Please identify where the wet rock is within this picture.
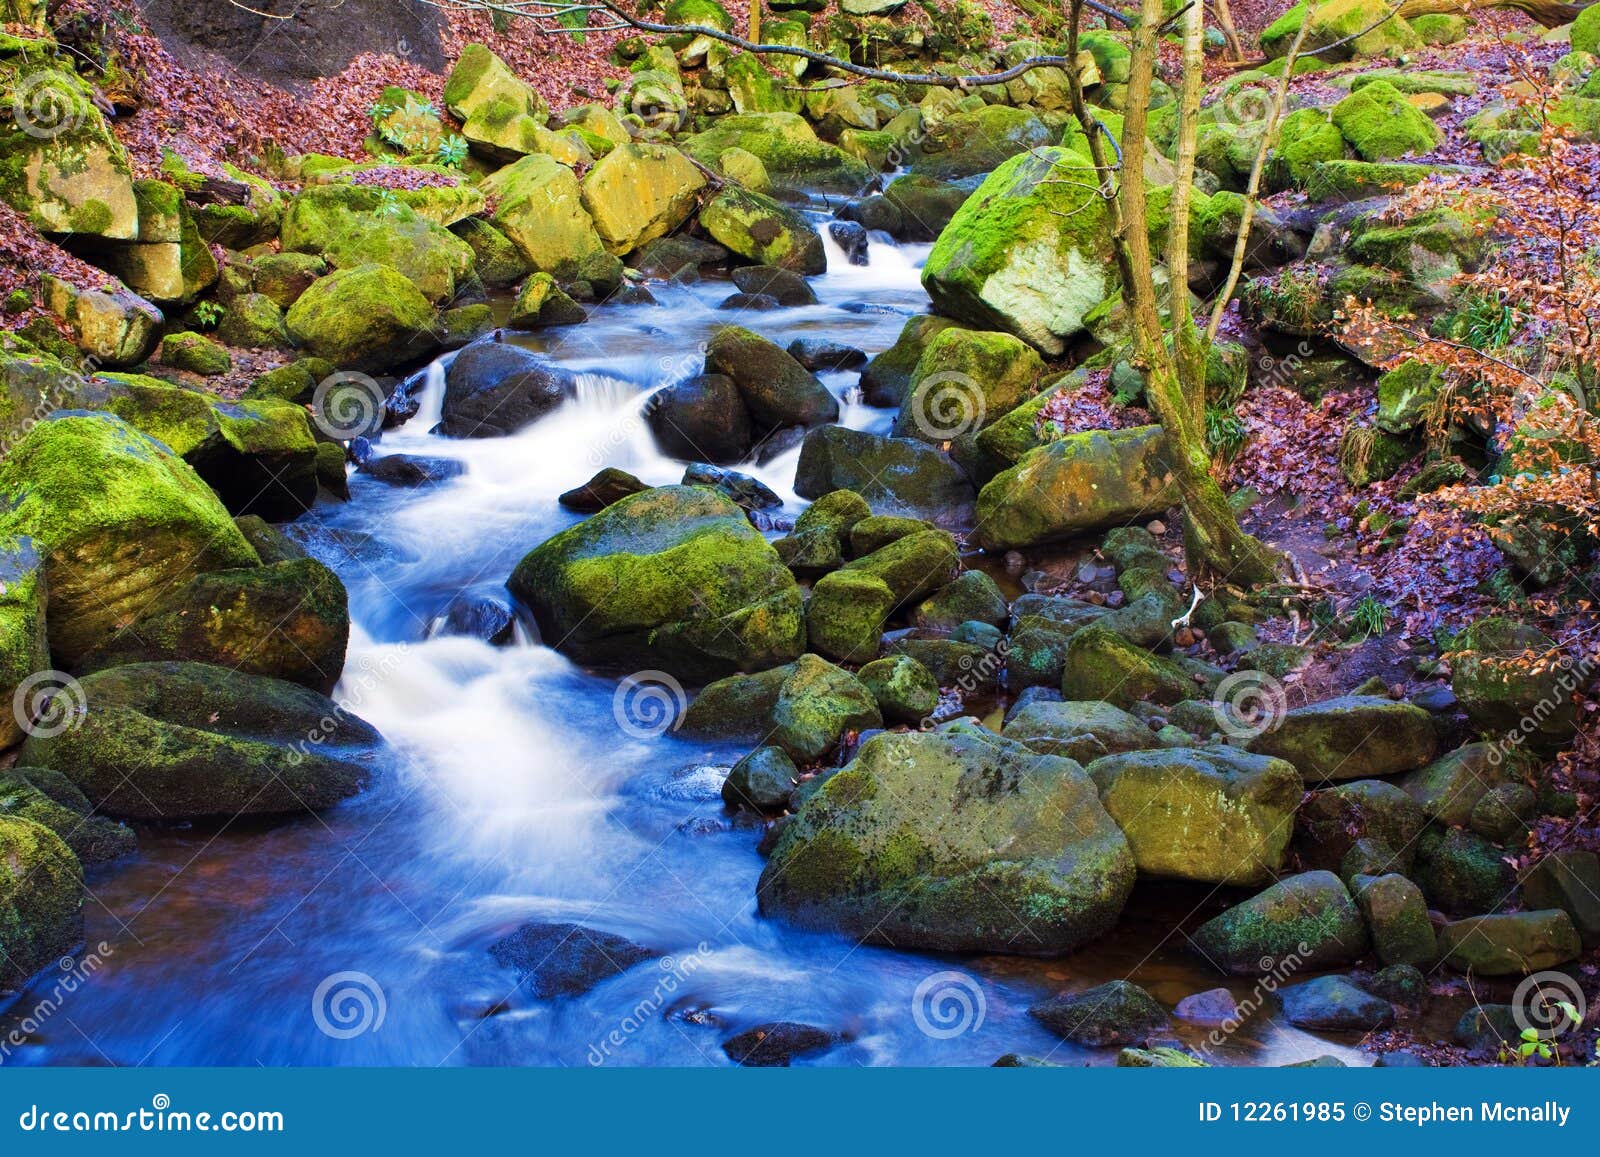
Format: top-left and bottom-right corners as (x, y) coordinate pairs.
(705, 325), (839, 432)
(721, 1021), (842, 1066)
(829, 220), (870, 265)
(758, 725), (1136, 954)
(645, 373), (754, 465)
(430, 595), (518, 645)
(1277, 975), (1395, 1032)
(18, 661), (381, 820)
(0, 816), (83, 995)
(1415, 827), (1514, 918)
(730, 265), (818, 306)
(0, 769), (136, 867)
(1173, 987), (1241, 1027)
(1352, 873), (1438, 968)
(682, 462), (781, 511)
(721, 746), (797, 813)
(1086, 747), (1302, 886)
(914, 570), (1008, 632)
(557, 467), (648, 512)
(1437, 910), (1581, 975)
(856, 655), (939, 725)
(786, 338), (867, 372)
(1247, 695), (1437, 782)
(717, 292), (781, 311)
(509, 486), (804, 680)
(1031, 979), (1170, 1047)
(359, 453), (465, 487)
(488, 921), (654, 997)
(1001, 700), (1160, 764)
(1191, 871), (1369, 975)
(439, 340), (575, 439)
(1366, 963), (1428, 1006)
(794, 426), (975, 527)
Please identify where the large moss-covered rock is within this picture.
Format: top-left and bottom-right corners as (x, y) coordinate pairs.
(1448, 617), (1580, 755)
(280, 186), (475, 303)
(284, 264), (439, 372)
(909, 105), (1053, 181)
(1061, 626), (1196, 707)
(0, 536), (47, 749)
(758, 725), (1136, 954)
(1438, 910), (1581, 975)
(101, 180), (219, 305)
(704, 326), (838, 431)
(841, 529), (958, 607)
(915, 570), (1007, 631)
(36, 276), (162, 369)
(76, 559), (348, 694)
(580, 143), (705, 255)
(508, 486), (804, 680)
(858, 315), (961, 407)
(893, 328), (1042, 443)
(974, 426), (1174, 549)
(1260, 0), (1421, 62)
(102, 375), (319, 520)
(680, 112), (873, 195)
(857, 654), (938, 724)
(1248, 695), (1437, 782)
(1087, 747), (1301, 885)
(768, 653), (881, 761)
(794, 426), (976, 525)
(17, 661), (381, 820)
(1331, 80), (1443, 161)
(1190, 871), (1369, 974)
(806, 568), (895, 663)
(1416, 827), (1515, 917)
(0, 60), (137, 239)
(1352, 872), (1438, 967)
(0, 768), (136, 866)
(0, 815), (82, 994)
(697, 186), (826, 274)
(1295, 779), (1427, 873)
(0, 414), (258, 665)
(922, 148), (1114, 356)
(481, 154), (623, 289)
(1000, 698), (1154, 763)
(442, 43), (548, 124)
(1395, 741), (1510, 826)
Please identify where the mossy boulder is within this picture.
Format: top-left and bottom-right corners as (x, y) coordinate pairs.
(102, 180), (219, 305)
(858, 314), (960, 407)
(923, 147), (1115, 356)
(1190, 870), (1369, 974)
(0, 815), (82, 994)
(17, 661), (380, 821)
(1002, 698), (1159, 763)
(160, 331), (231, 376)
(580, 143), (705, 255)
(840, 528), (959, 608)
(857, 654), (938, 724)
(806, 568), (895, 663)
(102, 375), (320, 520)
(769, 654), (882, 761)
(36, 276), (162, 369)
(1087, 747), (1302, 885)
(1575, 2), (1600, 55)
(645, 372), (753, 464)
(450, 217), (531, 288)
(909, 105), (1053, 180)
(1260, 0), (1421, 62)
(443, 44), (548, 124)
(481, 154), (623, 290)
(1295, 779), (1428, 873)
(0, 537), (47, 753)
(215, 292), (290, 351)
(893, 327), (1042, 443)
(915, 570), (1007, 631)
(881, 174), (969, 243)
(1416, 827), (1515, 917)
(1438, 910), (1582, 975)
(0, 768), (136, 866)
(758, 725), (1137, 954)
(1375, 360), (1445, 434)
(1030, 979), (1170, 1046)
(722, 745), (797, 812)
(795, 426), (976, 525)
(508, 486), (804, 680)
(75, 559), (348, 694)
(1448, 617), (1580, 755)
(1247, 695), (1437, 782)
(1352, 872), (1438, 967)
(0, 414), (258, 665)
(697, 185), (827, 275)
(704, 326), (839, 431)
(1061, 626), (1196, 708)
(0, 60), (137, 240)
(680, 112), (873, 195)
(285, 264), (438, 372)
(279, 184), (476, 302)
(973, 426), (1175, 549)
(1331, 81), (1443, 161)
(774, 488), (870, 575)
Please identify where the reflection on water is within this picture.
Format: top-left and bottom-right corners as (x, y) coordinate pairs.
(2, 227), (1368, 1068)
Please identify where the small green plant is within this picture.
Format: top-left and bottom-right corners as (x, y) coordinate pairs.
(1346, 594), (1389, 640)
(1454, 293), (1520, 352)
(373, 189), (405, 217)
(436, 133), (469, 168)
(192, 301), (224, 330)
(1204, 403), (1248, 461)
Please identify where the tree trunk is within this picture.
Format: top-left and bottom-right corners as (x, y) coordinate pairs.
(1211, 0), (1246, 61)
(1396, 0), (1584, 26)
(748, 0), (761, 42)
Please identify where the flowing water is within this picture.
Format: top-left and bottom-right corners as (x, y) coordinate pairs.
(2, 222), (1368, 1068)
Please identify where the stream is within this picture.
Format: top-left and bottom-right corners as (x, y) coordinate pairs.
(2, 220), (1374, 1068)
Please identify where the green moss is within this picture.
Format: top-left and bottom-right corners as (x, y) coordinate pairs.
(1332, 80), (1443, 160)
(697, 185), (826, 274)
(680, 112), (874, 194)
(0, 815), (83, 992)
(284, 263), (438, 371)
